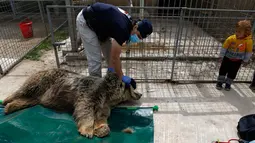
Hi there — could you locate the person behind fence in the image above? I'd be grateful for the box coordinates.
[76,2,153,89]
[216,20,253,91]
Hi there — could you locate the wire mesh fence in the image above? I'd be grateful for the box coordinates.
[0,0,67,75]
[172,8,255,82]
[72,0,255,10]
[0,1,44,74]
[46,5,255,83]
[1,0,255,77]
[46,5,180,81]
[1,0,255,83]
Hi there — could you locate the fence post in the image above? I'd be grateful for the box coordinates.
[171,8,184,81]
[38,1,48,36]
[10,0,16,19]
[140,0,144,19]
[65,0,77,52]
[127,0,133,15]
[47,6,60,68]
[46,6,55,45]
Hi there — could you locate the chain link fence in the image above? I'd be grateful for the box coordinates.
[0,0,67,75]
[172,8,255,82]
[46,4,255,83]
[1,0,255,83]
[71,0,255,10]
[0,1,44,74]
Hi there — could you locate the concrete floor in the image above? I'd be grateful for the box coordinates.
[135,83,255,143]
[0,50,255,143]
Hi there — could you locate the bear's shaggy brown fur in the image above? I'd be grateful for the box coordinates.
[3,68,142,138]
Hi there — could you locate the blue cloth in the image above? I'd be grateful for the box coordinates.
[129,34,140,43]
[82,2,133,46]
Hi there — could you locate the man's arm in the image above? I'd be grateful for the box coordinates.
[109,39,124,79]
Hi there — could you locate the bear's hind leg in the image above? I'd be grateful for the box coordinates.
[73,98,95,138]
[4,98,38,114]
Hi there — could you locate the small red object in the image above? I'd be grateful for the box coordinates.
[19,18,33,38]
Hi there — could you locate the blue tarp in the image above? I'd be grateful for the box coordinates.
[0,105,154,143]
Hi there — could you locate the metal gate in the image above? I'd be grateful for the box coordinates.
[46,5,255,83]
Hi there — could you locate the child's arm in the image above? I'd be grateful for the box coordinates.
[243,40,253,62]
[219,36,231,58]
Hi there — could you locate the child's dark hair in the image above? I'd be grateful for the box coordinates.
[236,20,252,36]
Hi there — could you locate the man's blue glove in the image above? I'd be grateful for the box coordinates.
[122,75,137,89]
[108,67,114,72]
[108,68,137,89]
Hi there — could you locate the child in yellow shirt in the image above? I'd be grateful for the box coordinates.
[216,20,253,91]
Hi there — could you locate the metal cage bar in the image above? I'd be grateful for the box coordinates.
[46,5,255,83]
[1,0,255,77]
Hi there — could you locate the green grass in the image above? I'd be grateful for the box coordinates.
[25,30,69,61]
[55,30,69,41]
[24,39,51,61]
